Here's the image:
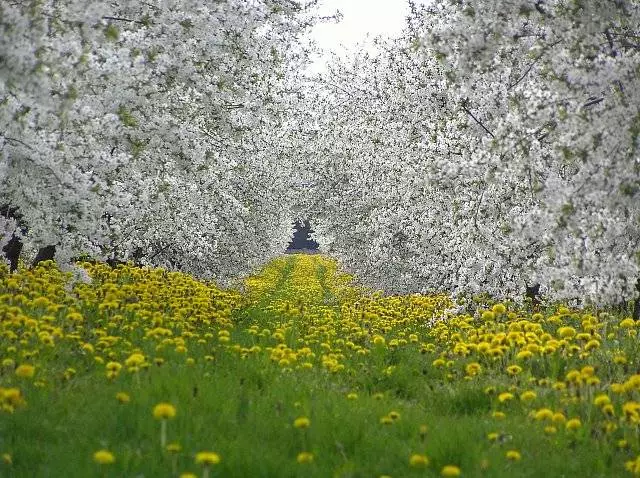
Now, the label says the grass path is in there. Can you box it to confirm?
[1,255,639,477]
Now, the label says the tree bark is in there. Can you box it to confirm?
[2,236,23,272]
[32,245,56,267]
[633,279,640,321]
[525,283,541,309]
[1,204,24,272]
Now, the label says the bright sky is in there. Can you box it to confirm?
[309,0,410,70]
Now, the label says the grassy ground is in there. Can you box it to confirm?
[1,254,640,477]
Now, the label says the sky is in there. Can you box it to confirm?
[309,0,411,70]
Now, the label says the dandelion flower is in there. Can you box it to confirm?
[565,418,581,431]
[520,391,536,402]
[93,450,115,465]
[481,311,495,321]
[166,442,182,453]
[195,452,221,465]
[293,417,311,429]
[498,392,514,403]
[15,364,35,379]
[153,403,177,420]
[625,456,640,474]
[557,327,576,339]
[506,365,522,376]
[465,362,481,376]
[620,318,636,329]
[492,303,506,315]
[505,450,521,461]
[409,454,429,468]
[296,452,314,464]
[441,465,462,477]
[115,392,130,404]
[380,416,393,425]
[534,408,553,421]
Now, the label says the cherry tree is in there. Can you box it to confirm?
[299,0,639,309]
[1,0,318,280]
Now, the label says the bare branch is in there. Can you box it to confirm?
[461,100,495,138]
[102,16,146,25]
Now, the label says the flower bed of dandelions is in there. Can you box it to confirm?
[1,255,640,477]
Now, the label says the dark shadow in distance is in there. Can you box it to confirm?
[286,220,319,253]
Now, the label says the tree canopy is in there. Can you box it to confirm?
[2,0,639,305]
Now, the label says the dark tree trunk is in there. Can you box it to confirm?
[32,245,56,267]
[2,236,23,272]
[1,204,25,272]
[525,283,541,309]
[633,279,640,321]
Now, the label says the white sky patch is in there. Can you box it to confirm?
[309,0,410,71]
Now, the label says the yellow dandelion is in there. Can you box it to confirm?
[380,416,394,425]
[552,412,566,424]
[293,417,311,429]
[93,450,115,465]
[520,391,536,402]
[557,327,576,339]
[195,451,221,465]
[505,450,521,461]
[593,394,611,407]
[153,403,176,420]
[115,392,130,404]
[534,408,553,421]
[441,465,462,477]
[166,442,182,453]
[620,318,636,329]
[465,362,482,376]
[565,418,581,431]
[506,365,522,376]
[498,392,514,403]
[15,364,35,379]
[492,303,506,314]
[296,452,314,464]
[373,335,386,346]
[409,454,429,468]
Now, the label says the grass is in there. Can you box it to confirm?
[1,255,639,477]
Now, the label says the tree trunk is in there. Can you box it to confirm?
[633,279,640,321]
[1,204,25,272]
[2,236,23,272]
[32,245,56,267]
[525,283,541,309]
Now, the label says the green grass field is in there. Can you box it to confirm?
[1,254,640,477]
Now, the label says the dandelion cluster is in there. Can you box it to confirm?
[1,255,639,476]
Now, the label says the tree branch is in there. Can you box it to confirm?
[460,101,495,138]
[102,16,146,25]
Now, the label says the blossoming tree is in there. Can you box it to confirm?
[300,0,639,309]
[1,0,317,280]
